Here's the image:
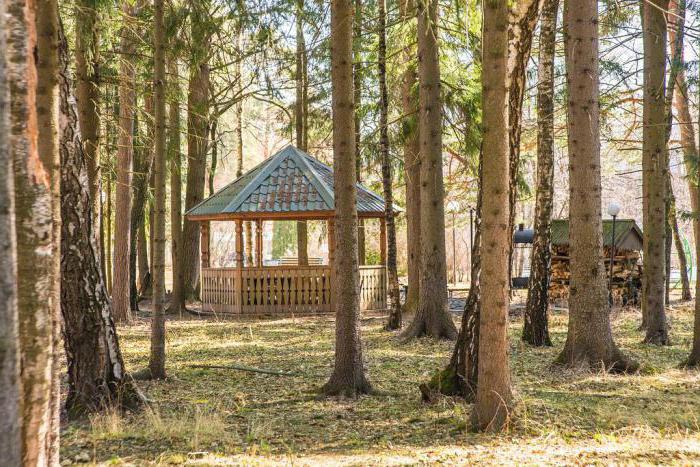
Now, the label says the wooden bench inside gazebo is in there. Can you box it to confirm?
[186,145,389,315]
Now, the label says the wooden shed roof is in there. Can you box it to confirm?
[550,219,643,250]
[186,145,387,220]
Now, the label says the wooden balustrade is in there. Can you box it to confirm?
[359,265,387,311]
[201,265,387,315]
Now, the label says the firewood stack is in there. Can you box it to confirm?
[549,245,642,305]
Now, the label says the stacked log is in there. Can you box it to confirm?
[549,245,642,305]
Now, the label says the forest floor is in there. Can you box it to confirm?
[61,301,700,466]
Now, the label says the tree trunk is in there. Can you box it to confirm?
[137,214,151,296]
[296,0,309,266]
[507,0,543,284]
[181,5,211,300]
[58,24,145,414]
[106,173,112,291]
[377,0,401,331]
[670,200,691,301]
[0,0,21,458]
[130,96,154,308]
[10,0,61,462]
[641,0,670,345]
[401,0,457,340]
[149,0,167,379]
[353,0,365,265]
[556,0,637,372]
[422,149,483,402]
[687,0,700,368]
[113,2,138,322]
[322,0,372,397]
[470,0,512,433]
[665,0,691,303]
[670,0,698,260]
[34,0,61,461]
[74,0,101,224]
[208,119,217,196]
[399,0,420,317]
[169,57,184,314]
[523,0,557,347]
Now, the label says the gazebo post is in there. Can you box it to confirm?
[235,219,244,313]
[201,221,210,268]
[379,217,387,266]
[328,218,336,309]
[255,220,263,267]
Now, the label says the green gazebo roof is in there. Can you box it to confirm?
[186,145,387,220]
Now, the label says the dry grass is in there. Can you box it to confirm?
[60,302,700,465]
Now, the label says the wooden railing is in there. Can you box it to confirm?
[201,265,387,315]
[359,265,387,311]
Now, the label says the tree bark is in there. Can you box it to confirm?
[106,173,112,291]
[353,0,365,265]
[523,0,557,347]
[322,0,372,397]
[665,0,691,303]
[556,0,637,372]
[11,0,61,462]
[401,0,456,340]
[471,0,512,433]
[208,119,217,196]
[181,3,211,300]
[687,1,700,368]
[130,98,154,309]
[507,0,543,284]
[0,0,21,458]
[296,0,309,266]
[113,2,138,322]
[169,57,184,314]
[35,0,62,462]
[641,0,670,345]
[74,0,101,223]
[149,0,167,379]
[670,0,698,259]
[669,199,691,301]
[422,149,483,402]
[377,0,401,331]
[399,0,420,317]
[59,23,145,414]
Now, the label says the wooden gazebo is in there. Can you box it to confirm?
[186,145,389,315]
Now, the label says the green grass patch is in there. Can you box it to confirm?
[61,305,700,465]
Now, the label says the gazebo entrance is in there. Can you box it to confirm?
[186,145,389,316]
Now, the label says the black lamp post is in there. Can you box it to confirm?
[607,201,621,303]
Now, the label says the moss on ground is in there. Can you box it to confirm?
[60,304,700,465]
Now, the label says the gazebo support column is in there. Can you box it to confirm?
[235,220,243,313]
[255,220,263,267]
[201,221,210,268]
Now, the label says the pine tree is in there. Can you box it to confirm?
[556,0,637,372]
[641,0,670,345]
[523,0,558,347]
[149,0,167,379]
[471,0,512,433]
[322,0,372,397]
[401,0,457,340]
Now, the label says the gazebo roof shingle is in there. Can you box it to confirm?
[186,145,387,219]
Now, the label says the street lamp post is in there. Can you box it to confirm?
[607,201,621,304]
